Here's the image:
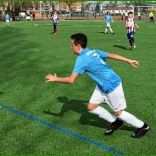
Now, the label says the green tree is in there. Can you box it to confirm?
[59,0,84,12]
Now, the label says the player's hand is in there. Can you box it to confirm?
[45,73,57,82]
[128,60,139,68]
[135,24,139,29]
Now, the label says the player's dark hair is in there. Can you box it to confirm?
[128,11,133,15]
[70,33,87,48]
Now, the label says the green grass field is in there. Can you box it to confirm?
[0,20,156,156]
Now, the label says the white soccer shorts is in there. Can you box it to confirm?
[89,83,127,112]
[106,23,111,28]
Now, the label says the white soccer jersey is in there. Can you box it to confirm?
[52,14,58,23]
[126,17,135,32]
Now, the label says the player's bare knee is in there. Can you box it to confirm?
[87,103,98,111]
[114,110,123,117]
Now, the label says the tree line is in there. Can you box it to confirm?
[0,0,154,12]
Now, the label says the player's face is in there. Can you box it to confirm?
[128,13,133,18]
[71,40,81,55]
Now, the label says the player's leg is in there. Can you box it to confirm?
[105,26,108,34]
[105,23,109,34]
[55,23,58,33]
[132,38,136,48]
[116,111,149,138]
[108,25,114,34]
[53,23,57,33]
[53,23,55,33]
[127,32,133,49]
[130,32,136,48]
[88,86,117,123]
[106,83,150,138]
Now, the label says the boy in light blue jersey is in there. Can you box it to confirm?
[46,33,150,138]
[5,13,10,23]
[104,12,114,34]
[73,48,121,94]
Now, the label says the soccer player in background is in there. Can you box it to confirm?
[46,33,150,138]
[104,12,114,34]
[5,13,10,23]
[149,11,154,23]
[51,11,59,34]
[125,11,139,49]
[137,11,141,20]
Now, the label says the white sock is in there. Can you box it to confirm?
[118,111,144,128]
[89,106,116,123]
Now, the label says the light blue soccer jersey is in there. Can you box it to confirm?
[72,48,121,93]
[5,14,10,21]
[104,15,112,24]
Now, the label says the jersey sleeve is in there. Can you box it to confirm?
[72,57,87,75]
[97,49,109,60]
[110,16,113,22]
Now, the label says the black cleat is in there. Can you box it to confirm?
[105,119,123,135]
[131,123,150,138]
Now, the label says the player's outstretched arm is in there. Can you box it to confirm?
[45,73,78,84]
[135,23,139,29]
[108,53,139,68]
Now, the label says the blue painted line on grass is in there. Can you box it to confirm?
[0,103,123,156]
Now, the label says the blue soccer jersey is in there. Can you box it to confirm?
[104,15,112,24]
[72,48,121,93]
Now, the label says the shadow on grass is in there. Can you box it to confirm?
[44,96,133,131]
[113,44,128,50]
[98,31,105,34]
[44,96,107,128]
[0,91,4,94]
